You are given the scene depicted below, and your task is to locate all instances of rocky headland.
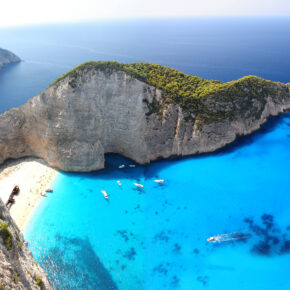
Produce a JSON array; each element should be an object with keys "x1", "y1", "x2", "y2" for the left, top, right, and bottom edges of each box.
[
  {"x1": 0, "y1": 61, "x2": 289, "y2": 172},
  {"x1": 0, "y1": 48, "x2": 21, "y2": 69}
]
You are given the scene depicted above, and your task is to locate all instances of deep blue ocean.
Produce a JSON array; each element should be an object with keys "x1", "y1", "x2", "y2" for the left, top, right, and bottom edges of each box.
[{"x1": 0, "y1": 18, "x2": 290, "y2": 289}]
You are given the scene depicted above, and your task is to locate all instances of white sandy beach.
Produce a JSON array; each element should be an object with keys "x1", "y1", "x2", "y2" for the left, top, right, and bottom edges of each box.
[{"x1": 0, "y1": 157, "x2": 58, "y2": 230}]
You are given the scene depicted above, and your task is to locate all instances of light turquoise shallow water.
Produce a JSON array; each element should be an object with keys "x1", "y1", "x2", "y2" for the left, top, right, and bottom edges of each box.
[{"x1": 24, "y1": 112, "x2": 290, "y2": 289}]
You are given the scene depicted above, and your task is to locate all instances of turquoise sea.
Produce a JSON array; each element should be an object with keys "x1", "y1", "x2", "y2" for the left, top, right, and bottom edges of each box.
[
  {"x1": 0, "y1": 18, "x2": 290, "y2": 289},
  {"x1": 24, "y1": 112, "x2": 290, "y2": 290}
]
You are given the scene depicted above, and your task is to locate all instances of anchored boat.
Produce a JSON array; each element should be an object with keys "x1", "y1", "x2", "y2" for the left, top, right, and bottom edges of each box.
[
  {"x1": 154, "y1": 179, "x2": 164, "y2": 183},
  {"x1": 101, "y1": 190, "x2": 109, "y2": 199},
  {"x1": 207, "y1": 232, "x2": 251, "y2": 243},
  {"x1": 133, "y1": 183, "x2": 144, "y2": 189}
]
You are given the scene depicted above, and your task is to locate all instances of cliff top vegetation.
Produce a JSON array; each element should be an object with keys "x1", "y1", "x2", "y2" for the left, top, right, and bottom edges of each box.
[{"x1": 49, "y1": 61, "x2": 289, "y2": 123}]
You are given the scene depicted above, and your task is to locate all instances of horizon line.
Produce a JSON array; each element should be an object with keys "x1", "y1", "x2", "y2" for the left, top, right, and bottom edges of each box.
[{"x1": 0, "y1": 15, "x2": 290, "y2": 29}]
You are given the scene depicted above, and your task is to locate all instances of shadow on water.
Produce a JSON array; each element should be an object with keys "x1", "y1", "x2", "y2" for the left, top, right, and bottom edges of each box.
[
  {"x1": 144, "y1": 111, "x2": 290, "y2": 178},
  {"x1": 60, "y1": 111, "x2": 290, "y2": 181},
  {"x1": 38, "y1": 234, "x2": 117, "y2": 290},
  {"x1": 214, "y1": 112, "x2": 290, "y2": 155},
  {"x1": 60, "y1": 153, "x2": 146, "y2": 181}
]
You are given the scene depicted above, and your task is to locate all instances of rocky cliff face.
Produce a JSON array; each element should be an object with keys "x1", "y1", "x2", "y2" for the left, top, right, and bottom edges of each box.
[
  {"x1": 0, "y1": 199, "x2": 52, "y2": 289},
  {"x1": 0, "y1": 66, "x2": 289, "y2": 172},
  {"x1": 0, "y1": 48, "x2": 20, "y2": 69}
]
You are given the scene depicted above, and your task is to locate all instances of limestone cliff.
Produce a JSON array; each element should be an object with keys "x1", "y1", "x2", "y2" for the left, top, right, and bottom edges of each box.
[
  {"x1": 0, "y1": 199, "x2": 52, "y2": 289},
  {"x1": 0, "y1": 61, "x2": 289, "y2": 172},
  {"x1": 0, "y1": 48, "x2": 20, "y2": 69}
]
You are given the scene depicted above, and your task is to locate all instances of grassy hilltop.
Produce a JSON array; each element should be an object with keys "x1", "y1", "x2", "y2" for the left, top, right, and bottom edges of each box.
[{"x1": 50, "y1": 61, "x2": 290, "y2": 124}]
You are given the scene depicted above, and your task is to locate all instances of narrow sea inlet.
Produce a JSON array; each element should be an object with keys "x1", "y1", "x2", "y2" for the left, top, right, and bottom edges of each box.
[{"x1": 24, "y1": 112, "x2": 290, "y2": 290}]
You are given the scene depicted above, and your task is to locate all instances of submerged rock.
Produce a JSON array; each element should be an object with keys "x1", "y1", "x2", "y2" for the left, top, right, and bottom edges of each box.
[
  {"x1": 0, "y1": 61, "x2": 289, "y2": 172},
  {"x1": 245, "y1": 214, "x2": 290, "y2": 256}
]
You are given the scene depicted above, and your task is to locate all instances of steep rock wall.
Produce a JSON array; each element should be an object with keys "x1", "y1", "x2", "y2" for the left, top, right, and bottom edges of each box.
[
  {"x1": 0, "y1": 68, "x2": 289, "y2": 172},
  {"x1": 0, "y1": 199, "x2": 52, "y2": 289}
]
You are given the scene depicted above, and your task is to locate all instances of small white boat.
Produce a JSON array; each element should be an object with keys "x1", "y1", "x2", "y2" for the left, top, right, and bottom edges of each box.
[
  {"x1": 207, "y1": 236, "x2": 217, "y2": 242},
  {"x1": 119, "y1": 165, "x2": 125, "y2": 169},
  {"x1": 40, "y1": 193, "x2": 48, "y2": 197},
  {"x1": 129, "y1": 164, "x2": 136, "y2": 168},
  {"x1": 101, "y1": 190, "x2": 109, "y2": 199},
  {"x1": 117, "y1": 180, "x2": 122, "y2": 186},
  {"x1": 154, "y1": 179, "x2": 165, "y2": 183},
  {"x1": 207, "y1": 232, "x2": 251, "y2": 243},
  {"x1": 133, "y1": 183, "x2": 144, "y2": 189}
]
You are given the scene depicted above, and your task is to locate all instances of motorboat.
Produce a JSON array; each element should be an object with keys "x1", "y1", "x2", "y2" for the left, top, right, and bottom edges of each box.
[
  {"x1": 45, "y1": 189, "x2": 53, "y2": 192},
  {"x1": 129, "y1": 164, "x2": 136, "y2": 168},
  {"x1": 101, "y1": 190, "x2": 109, "y2": 199},
  {"x1": 119, "y1": 165, "x2": 125, "y2": 169},
  {"x1": 133, "y1": 183, "x2": 144, "y2": 189},
  {"x1": 117, "y1": 180, "x2": 122, "y2": 186},
  {"x1": 154, "y1": 179, "x2": 165, "y2": 183},
  {"x1": 207, "y1": 236, "x2": 217, "y2": 242},
  {"x1": 207, "y1": 232, "x2": 251, "y2": 243}
]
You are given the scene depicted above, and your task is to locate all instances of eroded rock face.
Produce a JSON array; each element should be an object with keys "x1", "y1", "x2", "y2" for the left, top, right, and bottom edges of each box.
[
  {"x1": 0, "y1": 68, "x2": 289, "y2": 172},
  {"x1": 0, "y1": 199, "x2": 52, "y2": 289},
  {"x1": 0, "y1": 48, "x2": 20, "y2": 69}
]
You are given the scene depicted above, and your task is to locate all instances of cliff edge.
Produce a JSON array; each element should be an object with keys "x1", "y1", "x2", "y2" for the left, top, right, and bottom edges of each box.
[
  {"x1": 0, "y1": 199, "x2": 52, "y2": 289},
  {"x1": 0, "y1": 48, "x2": 21, "y2": 69},
  {"x1": 0, "y1": 61, "x2": 289, "y2": 171}
]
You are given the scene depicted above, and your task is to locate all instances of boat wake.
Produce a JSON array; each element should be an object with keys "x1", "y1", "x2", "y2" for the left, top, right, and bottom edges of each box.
[{"x1": 207, "y1": 232, "x2": 251, "y2": 243}]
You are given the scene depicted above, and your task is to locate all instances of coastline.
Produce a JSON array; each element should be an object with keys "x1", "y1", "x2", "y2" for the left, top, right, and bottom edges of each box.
[{"x1": 0, "y1": 157, "x2": 58, "y2": 230}]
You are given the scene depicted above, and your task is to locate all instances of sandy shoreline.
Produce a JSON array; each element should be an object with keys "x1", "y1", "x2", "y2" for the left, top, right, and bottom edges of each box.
[{"x1": 0, "y1": 157, "x2": 58, "y2": 230}]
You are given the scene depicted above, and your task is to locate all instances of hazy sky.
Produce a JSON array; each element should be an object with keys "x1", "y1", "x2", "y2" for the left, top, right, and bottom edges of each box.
[{"x1": 1, "y1": 0, "x2": 290, "y2": 27}]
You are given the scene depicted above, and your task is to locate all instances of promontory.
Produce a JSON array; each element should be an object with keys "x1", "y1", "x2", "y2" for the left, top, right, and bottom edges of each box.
[
  {"x1": 0, "y1": 61, "x2": 289, "y2": 171},
  {"x1": 0, "y1": 48, "x2": 20, "y2": 69}
]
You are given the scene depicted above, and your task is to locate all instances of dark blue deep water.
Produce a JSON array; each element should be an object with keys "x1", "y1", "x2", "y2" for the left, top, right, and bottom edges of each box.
[
  {"x1": 0, "y1": 18, "x2": 290, "y2": 289},
  {"x1": 1, "y1": 18, "x2": 290, "y2": 113}
]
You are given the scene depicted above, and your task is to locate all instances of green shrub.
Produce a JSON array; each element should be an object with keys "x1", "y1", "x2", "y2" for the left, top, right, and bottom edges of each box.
[
  {"x1": 35, "y1": 275, "x2": 44, "y2": 290},
  {"x1": 0, "y1": 222, "x2": 12, "y2": 250}
]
